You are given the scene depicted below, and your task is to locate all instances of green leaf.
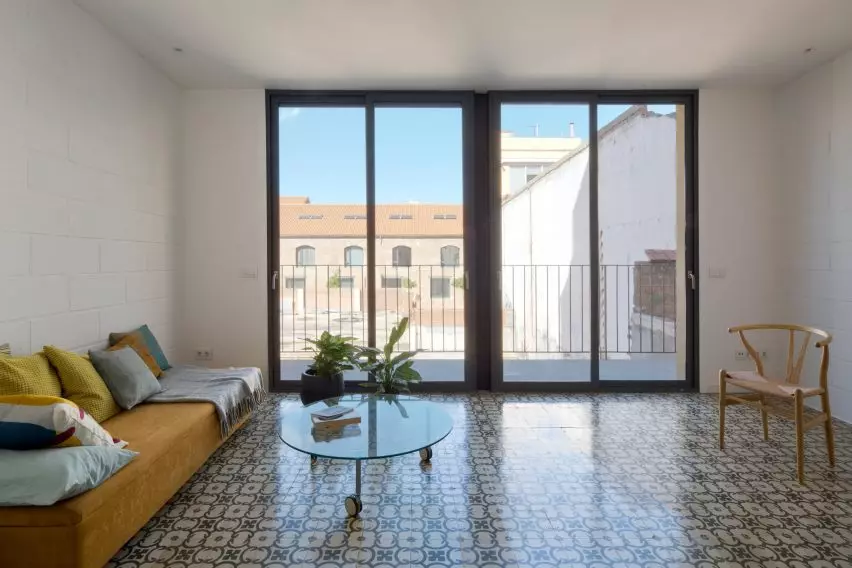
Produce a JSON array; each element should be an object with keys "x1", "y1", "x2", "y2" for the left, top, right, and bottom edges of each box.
[{"x1": 390, "y1": 350, "x2": 417, "y2": 365}]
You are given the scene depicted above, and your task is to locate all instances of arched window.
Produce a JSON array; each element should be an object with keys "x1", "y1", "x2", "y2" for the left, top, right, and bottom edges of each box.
[
  {"x1": 295, "y1": 245, "x2": 315, "y2": 266},
  {"x1": 344, "y1": 246, "x2": 364, "y2": 266},
  {"x1": 392, "y1": 245, "x2": 412, "y2": 267},
  {"x1": 440, "y1": 245, "x2": 460, "y2": 267}
]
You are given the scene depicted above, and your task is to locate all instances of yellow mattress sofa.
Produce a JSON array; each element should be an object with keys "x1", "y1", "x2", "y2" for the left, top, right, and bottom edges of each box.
[{"x1": 0, "y1": 400, "x2": 241, "y2": 568}]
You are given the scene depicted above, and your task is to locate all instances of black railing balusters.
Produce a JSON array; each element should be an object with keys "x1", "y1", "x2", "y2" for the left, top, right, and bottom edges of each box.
[
  {"x1": 276, "y1": 263, "x2": 676, "y2": 357},
  {"x1": 615, "y1": 266, "x2": 620, "y2": 352}
]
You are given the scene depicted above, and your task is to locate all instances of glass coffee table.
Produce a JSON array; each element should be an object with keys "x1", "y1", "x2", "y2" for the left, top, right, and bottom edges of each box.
[{"x1": 279, "y1": 394, "x2": 453, "y2": 517}]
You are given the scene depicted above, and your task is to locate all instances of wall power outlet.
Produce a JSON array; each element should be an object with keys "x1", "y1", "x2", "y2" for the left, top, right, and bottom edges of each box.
[
  {"x1": 735, "y1": 350, "x2": 768, "y2": 361},
  {"x1": 195, "y1": 348, "x2": 213, "y2": 361}
]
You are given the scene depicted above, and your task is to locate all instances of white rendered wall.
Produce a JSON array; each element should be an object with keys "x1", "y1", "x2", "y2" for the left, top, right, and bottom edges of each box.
[{"x1": 180, "y1": 90, "x2": 269, "y2": 379}]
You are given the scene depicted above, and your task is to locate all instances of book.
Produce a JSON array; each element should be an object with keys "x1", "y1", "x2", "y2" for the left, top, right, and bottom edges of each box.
[
  {"x1": 311, "y1": 412, "x2": 361, "y2": 431},
  {"x1": 310, "y1": 405, "x2": 354, "y2": 421},
  {"x1": 311, "y1": 424, "x2": 361, "y2": 442}
]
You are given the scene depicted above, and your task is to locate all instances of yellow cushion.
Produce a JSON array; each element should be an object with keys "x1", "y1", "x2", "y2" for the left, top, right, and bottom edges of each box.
[
  {"x1": 0, "y1": 352, "x2": 62, "y2": 397},
  {"x1": 43, "y1": 346, "x2": 120, "y2": 423},
  {"x1": 109, "y1": 334, "x2": 162, "y2": 378}
]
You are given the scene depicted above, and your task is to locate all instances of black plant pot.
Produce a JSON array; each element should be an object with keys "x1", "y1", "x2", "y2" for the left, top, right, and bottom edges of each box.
[{"x1": 300, "y1": 370, "x2": 344, "y2": 405}]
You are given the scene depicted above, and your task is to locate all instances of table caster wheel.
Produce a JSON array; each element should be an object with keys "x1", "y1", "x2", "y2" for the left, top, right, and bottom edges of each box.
[
  {"x1": 310, "y1": 454, "x2": 318, "y2": 465},
  {"x1": 419, "y1": 447, "x2": 433, "y2": 462},
  {"x1": 344, "y1": 494, "x2": 362, "y2": 517}
]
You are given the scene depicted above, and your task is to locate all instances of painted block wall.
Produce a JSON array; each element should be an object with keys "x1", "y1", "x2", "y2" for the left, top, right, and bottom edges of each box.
[
  {"x1": 0, "y1": 0, "x2": 180, "y2": 357},
  {"x1": 777, "y1": 49, "x2": 852, "y2": 422}
]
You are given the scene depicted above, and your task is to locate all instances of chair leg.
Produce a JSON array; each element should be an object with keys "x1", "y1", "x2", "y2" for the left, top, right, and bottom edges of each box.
[
  {"x1": 795, "y1": 390, "x2": 805, "y2": 485},
  {"x1": 821, "y1": 390, "x2": 836, "y2": 467},
  {"x1": 719, "y1": 370, "x2": 727, "y2": 450},
  {"x1": 760, "y1": 395, "x2": 769, "y2": 441}
]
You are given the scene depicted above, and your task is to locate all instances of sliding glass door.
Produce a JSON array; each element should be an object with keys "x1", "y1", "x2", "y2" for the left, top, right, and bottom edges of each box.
[
  {"x1": 497, "y1": 102, "x2": 593, "y2": 385},
  {"x1": 268, "y1": 90, "x2": 697, "y2": 392},
  {"x1": 490, "y1": 93, "x2": 696, "y2": 390},
  {"x1": 268, "y1": 93, "x2": 474, "y2": 391}
]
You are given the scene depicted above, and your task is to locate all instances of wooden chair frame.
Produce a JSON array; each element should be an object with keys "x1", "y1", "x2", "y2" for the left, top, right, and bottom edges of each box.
[{"x1": 719, "y1": 323, "x2": 835, "y2": 484}]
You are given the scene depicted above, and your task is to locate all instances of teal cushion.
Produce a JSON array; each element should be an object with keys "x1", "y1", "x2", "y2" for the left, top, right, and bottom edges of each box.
[
  {"x1": 88, "y1": 347, "x2": 162, "y2": 410},
  {"x1": 109, "y1": 324, "x2": 170, "y2": 371},
  {"x1": 0, "y1": 446, "x2": 137, "y2": 506}
]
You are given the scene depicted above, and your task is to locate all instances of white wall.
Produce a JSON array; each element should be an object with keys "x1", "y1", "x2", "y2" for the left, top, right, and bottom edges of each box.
[
  {"x1": 697, "y1": 88, "x2": 783, "y2": 392},
  {"x1": 0, "y1": 0, "x2": 179, "y2": 356},
  {"x1": 777, "y1": 50, "x2": 852, "y2": 422},
  {"x1": 180, "y1": 90, "x2": 269, "y2": 379}
]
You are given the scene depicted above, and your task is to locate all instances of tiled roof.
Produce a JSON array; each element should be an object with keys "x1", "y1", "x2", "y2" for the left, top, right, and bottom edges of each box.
[
  {"x1": 280, "y1": 202, "x2": 463, "y2": 237},
  {"x1": 645, "y1": 249, "x2": 677, "y2": 261}
]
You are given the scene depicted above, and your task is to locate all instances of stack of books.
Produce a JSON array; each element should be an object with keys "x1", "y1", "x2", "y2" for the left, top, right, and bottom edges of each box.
[{"x1": 310, "y1": 406, "x2": 361, "y2": 432}]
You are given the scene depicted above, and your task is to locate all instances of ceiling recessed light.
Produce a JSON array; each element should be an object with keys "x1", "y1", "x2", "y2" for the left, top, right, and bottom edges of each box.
[{"x1": 173, "y1": 47, "x2": 184, "y2": 53}]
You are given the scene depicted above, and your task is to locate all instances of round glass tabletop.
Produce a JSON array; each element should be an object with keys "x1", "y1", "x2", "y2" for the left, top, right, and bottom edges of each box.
[{"x1": 279, "y1": 394, "x2": 453, "y2": 461}]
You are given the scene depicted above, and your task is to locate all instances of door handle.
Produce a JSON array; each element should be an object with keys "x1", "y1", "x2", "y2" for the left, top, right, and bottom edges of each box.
[
  {"x1": 271, "y1": 270, "x2": 279, "y2": 291},
  {"x1": 687, "y1": 270, "x2": 696, "y2": 290}
]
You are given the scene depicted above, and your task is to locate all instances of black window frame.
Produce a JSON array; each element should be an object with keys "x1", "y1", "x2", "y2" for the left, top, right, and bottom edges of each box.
[
  {"x1": 295, "y1": 245, "x2": 315, "y2": 266},
  {"x1": 440, "y1": 245, "x2": 460, "y2": 267},
  {"x1": 392, "y1": 245, "x2": 412, "y2": 267},
  {"x1": 430, "y1": 276, "x2": 451, "y2": 299},
  {"x1": 344, "y1": 245, "x2": 364, "y2": 267}
]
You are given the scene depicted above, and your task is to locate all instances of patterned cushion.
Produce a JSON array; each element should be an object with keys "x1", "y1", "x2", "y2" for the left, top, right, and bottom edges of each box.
[
  {"x1": 109, "y1": 325, "x2": 170, "y2": 371},
  {"x1": 0, "y1": 343, "x2": 10, "y2": 356},
  {"x1": 0, "y1": 352, "x2": 62, "y2": 398},
  {"x1": 109, "y1": 334, "x2": 163, "y2": 378},
  {"x1": 0, "y1": 394, "x2": 126, "y2": 450},
  {"x1": 43, "y1": 346, "x2": 121, "y2": 423}
]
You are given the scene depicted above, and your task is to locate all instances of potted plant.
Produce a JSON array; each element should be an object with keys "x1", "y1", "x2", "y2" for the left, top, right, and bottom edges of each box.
[
  {"x1": 301, "y1": 332, "x2": 358, "y2": 403},
  {"x1": 355, "y1": 317, "x2": 422, "y2": 394}
]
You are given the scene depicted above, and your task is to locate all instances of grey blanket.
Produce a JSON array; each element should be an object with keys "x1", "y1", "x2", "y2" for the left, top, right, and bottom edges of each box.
[{"x1": 147, "y1": 365, "x2": 267, "y2": 438}]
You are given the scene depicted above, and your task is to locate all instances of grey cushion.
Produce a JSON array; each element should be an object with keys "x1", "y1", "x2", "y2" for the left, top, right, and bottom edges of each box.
[{"x1": 89, "y1": 347, "x2": 162, "y2": 409}]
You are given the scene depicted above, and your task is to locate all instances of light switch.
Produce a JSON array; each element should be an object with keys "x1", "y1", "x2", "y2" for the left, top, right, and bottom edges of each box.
[
  {"x1": 709, "y1": 267, "x2": 726, "y2": 279},
  {"x1": 240, "y1": 266, "x2": 258, "y2": 279}
]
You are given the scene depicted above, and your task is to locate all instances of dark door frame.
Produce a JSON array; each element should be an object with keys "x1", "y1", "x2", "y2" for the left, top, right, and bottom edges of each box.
[
  {"x1": 487, "y1": 90, "x2": 699, "y2": 392},
  {"x1": 267, "y1": 89, "x2": 698, "y2": 394},
  {"x1": 266, "y1": 91, "x2": 476, "y2": 393}
]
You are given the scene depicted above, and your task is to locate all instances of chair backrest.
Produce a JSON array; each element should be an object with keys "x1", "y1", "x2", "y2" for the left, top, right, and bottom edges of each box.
[{"x1": 728, "y1": 324, "x2": 832, "y2": 388}]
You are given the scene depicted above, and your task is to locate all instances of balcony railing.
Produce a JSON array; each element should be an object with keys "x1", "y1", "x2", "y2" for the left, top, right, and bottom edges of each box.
[{"x1": 278, "y1": 263, "x2": 676, "y2": 356}]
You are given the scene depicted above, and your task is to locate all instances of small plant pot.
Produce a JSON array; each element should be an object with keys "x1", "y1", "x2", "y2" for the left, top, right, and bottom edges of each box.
[{"x1": 300, "y1": 370, "x2": 344, "y2": 404}]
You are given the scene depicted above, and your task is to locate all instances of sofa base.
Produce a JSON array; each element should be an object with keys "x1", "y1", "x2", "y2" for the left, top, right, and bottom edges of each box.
[{"x1": 0, "y1": 403, "x2": 247, "y2": 568}]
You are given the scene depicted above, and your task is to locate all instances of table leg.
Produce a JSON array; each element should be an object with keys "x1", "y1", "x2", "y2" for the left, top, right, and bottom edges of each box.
[
  {"x1": 344, "y1": 459, "x2": 363, "y2": 517},
  {"x1": 355, "y1": 458, "x2": 361, "y2": 495}
]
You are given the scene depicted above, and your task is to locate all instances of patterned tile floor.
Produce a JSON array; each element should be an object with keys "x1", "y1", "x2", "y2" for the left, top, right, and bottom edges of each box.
[{"x1": 109, "y1": 393, "x2": 852, "y2": 567}]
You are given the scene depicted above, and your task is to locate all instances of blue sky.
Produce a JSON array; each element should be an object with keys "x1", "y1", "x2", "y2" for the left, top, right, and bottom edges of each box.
[{"x1": 278, "y1": 104, "x2": 675, "y2": 204}]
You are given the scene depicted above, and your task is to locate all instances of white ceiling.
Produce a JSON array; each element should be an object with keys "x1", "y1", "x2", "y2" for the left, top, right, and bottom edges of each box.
[{"x1": 76, "y1": 0, "x2": 852, "y2": 90}]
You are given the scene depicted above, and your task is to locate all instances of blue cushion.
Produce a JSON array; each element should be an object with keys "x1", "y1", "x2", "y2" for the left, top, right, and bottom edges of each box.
[
  {"x1": 109, "y1": 325, "x2": 170, "y2": 371},
  {"x1": 0, "y1": 446, "x2": 137, "y2": 506}
]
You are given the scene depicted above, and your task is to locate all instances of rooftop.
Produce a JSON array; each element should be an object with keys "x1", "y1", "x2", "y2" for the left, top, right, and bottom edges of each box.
[{"x1": 280, "y1": 202, "x2": 463, "y2": 238}]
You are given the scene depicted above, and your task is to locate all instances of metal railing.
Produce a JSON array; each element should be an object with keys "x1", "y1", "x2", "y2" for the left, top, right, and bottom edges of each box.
[{"x1": 279, "y1": 263, "x2": 676, "y2": 356}]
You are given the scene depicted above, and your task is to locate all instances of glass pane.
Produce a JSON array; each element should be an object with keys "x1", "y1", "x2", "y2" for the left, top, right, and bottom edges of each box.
[
  {"x1": 278, "y1": 107, "x2": 369, "y2": 384},
  {"x1": 376, "y1": 106, "x2": 464, "y2": 382},
  {"x1": 500, "y1": 104, "x2": 591, "y2": 382},
  {"x1": 597, "y1": 104, "x2": 685, "y2": 381}
]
